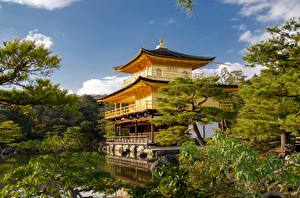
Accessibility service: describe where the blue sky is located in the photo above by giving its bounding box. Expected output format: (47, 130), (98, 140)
(0, 0), (299, 95)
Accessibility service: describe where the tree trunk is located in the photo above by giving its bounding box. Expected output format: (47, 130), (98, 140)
(280, 130), (287, 149)
(220, 119), (226, 132)
(192, 123), (206, 145)
(67, 189), (77, 198)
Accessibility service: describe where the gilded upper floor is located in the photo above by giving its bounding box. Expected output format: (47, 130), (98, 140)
(114, 40), (215, 86)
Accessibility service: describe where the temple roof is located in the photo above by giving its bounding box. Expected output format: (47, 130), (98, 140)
(143, 48), (215, 61)
(97, 76), (168, 102)
(113, 47), (215, 72)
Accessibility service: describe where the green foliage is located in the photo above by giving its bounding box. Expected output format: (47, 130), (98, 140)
(0, 152), (122, 197)
(63, 127), (85, 149)
(156, 126), (190, 146)
(153, 77), (234, 145)
(177, 0), (193, 12)
(0, 39), (60, 85)
(0, 121), (23, 147)
(138, 133), (300, 197)
(219, 67), (246, 85)
(100, 120), (116, 138)
(0, 79), (76, 106)
(0, 93), (105, 150)
(0, 39), (60, 105)
(235, 18), (300, 138)
(0, 39), (105, 150)
(16, 140), (43, 151)
(16, 127), (86, 152)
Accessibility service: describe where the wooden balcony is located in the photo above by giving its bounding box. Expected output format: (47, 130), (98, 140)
(105, 101), (155, 119)
(123, 69), (203, 86)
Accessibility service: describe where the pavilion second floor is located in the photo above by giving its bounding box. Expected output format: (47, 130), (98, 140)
(98, 76), (168, 119)
(104, 96), (156, 119)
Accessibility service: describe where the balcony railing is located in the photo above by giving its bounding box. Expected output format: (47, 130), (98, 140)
(107, 134), (149, 145)
(123, 69), (203, 86)
(106, 132), (159, 145)
(105, 101), (154, 119)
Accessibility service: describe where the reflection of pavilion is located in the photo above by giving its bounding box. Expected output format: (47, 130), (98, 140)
(105, 155), (152, 186)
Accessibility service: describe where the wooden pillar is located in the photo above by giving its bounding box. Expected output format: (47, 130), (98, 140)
(135, 121), (138, 135)
(150, 114), (154, 143)
(151, 124), (154, 143)
(119, 124), (122, 136)
(115, 124), (118, 136)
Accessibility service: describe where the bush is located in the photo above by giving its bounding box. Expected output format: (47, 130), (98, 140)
(134, 133), (300, 197)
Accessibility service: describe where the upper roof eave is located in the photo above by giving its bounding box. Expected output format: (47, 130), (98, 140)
(113, 48), (216, 72)
(97, 76), (168, 102)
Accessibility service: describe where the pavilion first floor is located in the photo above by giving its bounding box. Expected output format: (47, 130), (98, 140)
(106, 109), (161, 146)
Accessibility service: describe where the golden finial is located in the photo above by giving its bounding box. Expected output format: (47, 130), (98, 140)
(159, 38), (166, 48)
(156, 38), (166, 49)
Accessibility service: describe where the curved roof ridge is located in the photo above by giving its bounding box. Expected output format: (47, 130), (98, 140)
(142, 48), (215, 61)
(114, 47), (215, 71)
(97, 76), (169, 101)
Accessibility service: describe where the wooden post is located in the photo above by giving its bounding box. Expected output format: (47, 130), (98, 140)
(135, 121), (138, 135)
(151, 123), (154, 143)
(119, 124), (122, 136)
(115, 124), (118, 136)
(114, 103), (117, 115)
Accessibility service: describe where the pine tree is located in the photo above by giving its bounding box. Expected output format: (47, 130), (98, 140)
(153, 77), (234, 145)
(0, 121), (23, 147)
(0, 39), (61, 105)
(234, 18), (300, 148)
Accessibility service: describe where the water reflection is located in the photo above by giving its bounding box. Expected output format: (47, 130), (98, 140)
(0, 152), (152, 196)
(105, 155), (152, 187)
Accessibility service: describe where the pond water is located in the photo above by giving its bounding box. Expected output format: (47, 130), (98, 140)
(0, 152), (153, 192)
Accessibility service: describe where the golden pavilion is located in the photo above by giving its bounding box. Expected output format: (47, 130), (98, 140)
(98, 40), (219, 150)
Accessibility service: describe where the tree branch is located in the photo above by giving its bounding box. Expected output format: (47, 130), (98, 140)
(197, 96), (208, 106)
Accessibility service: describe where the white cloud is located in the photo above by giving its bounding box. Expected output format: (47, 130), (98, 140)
(25, 29), (53, 49)
(194, 62), (264, 79)
(223, 0), (300, 22)
(238, 29), (270, 44)
(224, 0), (300, 46)
(232, 24), (247, 31)
(0, 0), (81, 10)
(77, 76), (128, 96)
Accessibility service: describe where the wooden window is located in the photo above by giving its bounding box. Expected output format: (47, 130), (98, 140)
(155, 68), (162, 77)
(182, 71), (188, 78)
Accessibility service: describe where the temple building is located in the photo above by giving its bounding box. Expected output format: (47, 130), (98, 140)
(98, 40), (232, 158)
